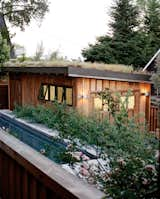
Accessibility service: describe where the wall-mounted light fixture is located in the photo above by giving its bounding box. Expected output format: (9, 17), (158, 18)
(77, 94), (89, 99)
(141, 92), (150, 96)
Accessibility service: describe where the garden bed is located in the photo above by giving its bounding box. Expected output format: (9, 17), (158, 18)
(2, 102), (159, 198)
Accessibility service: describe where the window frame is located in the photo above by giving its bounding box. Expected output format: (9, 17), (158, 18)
(38, 83), (73, 106)
(120, 95), (135, 110)
(91, 90), (136, 112)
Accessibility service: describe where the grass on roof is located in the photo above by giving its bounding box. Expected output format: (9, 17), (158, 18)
(5, 59), (139, 73)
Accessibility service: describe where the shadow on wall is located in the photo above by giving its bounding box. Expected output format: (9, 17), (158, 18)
(0, 85), (8, 109)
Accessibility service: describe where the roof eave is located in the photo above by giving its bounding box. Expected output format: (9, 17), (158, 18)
(68, 67), (151, 83)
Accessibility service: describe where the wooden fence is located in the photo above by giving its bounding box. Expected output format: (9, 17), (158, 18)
(0, 130), (104, 199)
(150, 105), (160, 138)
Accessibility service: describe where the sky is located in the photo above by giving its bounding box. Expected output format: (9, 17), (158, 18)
(12, 0), (113, 59)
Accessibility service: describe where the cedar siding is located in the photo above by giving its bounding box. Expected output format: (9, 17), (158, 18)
(7, 66), (151, 122)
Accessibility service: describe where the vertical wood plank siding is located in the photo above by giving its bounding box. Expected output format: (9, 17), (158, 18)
(9, 73), (151, 122)
(150, 106), (159, 138)
(9, 73), (76, 109)
(76, 78), (151, 121)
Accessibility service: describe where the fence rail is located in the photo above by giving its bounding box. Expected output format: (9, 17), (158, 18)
(150, 105), (159, 138)
(0, 130), (104, 199)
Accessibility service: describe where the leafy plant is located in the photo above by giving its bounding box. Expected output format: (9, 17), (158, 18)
(0, 33), (10, 67)
(13, 95), (159, 198)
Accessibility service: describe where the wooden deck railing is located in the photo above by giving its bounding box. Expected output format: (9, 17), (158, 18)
(0, 130), (104, 199)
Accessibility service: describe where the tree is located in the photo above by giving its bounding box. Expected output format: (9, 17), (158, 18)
(0, 0), (49, 58)
(151, 55), (160, 129)
(144, 0), (160, 55)
(82, 0), (160, 68)
(136, 0), (160, 59)
(34, 41), (44, 61)
(82, 36), (116, 63)
(0, 32), (10, 67)
(82, 0), (142, 68)
(110, 0), (139, 39)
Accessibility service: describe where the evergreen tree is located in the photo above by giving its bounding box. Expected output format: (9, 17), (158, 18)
(144, 0), (160, 57)
(82, 0), (142, 68)
(151, 54), (160, 93)
(82, 0), (160, 68)
(111, 0), (139, 39)
(82, 36), (116, 63)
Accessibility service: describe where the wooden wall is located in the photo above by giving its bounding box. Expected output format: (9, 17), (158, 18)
(9, 73), (151, 122)
(0, 84), (8, 109)
(9, 73), (77, 109)
(75, 78), (151, 121)
(0, 77), (8, 109)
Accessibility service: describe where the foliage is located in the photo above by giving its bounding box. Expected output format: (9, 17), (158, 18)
(104, 157), (159, 199)
(0, 0), (49, 57)
(82, 0), (160, 68)
(96, 89), (159, 198)
(110, 0), (139, 38)
(13, 102), (108, 146)
(34, 41), (44, 61)
(46, 49), (65, 61)
(5, 59), (135, 73)
(13, 95), (159, 198)
(0, 33), (10, 67)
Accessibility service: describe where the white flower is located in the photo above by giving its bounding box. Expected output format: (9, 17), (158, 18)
(145, 164), (155, 172)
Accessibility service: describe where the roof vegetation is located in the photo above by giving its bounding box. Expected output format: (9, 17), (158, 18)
(4, 60), (146, 74)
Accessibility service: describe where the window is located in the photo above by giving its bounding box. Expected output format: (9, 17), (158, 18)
(38, 84), (73, 106)
(57, 87), (64, 103)
(94, 97), (103, 110)
(50, 85), (55, 101)
(94, 97), (108, 111)
(66, 88), (73, 106)
(43, 85), (49, 100)
(38, 84), (49, 100)
(120, 96), (135, 109)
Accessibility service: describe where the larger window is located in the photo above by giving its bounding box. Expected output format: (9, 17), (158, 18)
(38, 84), (73, 106)
(93, 94), (135, 111)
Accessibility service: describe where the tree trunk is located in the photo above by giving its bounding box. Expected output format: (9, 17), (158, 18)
(0, 14), (15, 58)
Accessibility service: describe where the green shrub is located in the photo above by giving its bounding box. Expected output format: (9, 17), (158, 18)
(14, 103), (108, 146)
(13, 98), (159, 198)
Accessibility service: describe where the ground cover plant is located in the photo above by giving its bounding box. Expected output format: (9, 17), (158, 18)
(13, 93), (159, 198)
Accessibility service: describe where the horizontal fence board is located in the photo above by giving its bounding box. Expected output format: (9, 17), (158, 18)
(0, 130), (104, 199)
